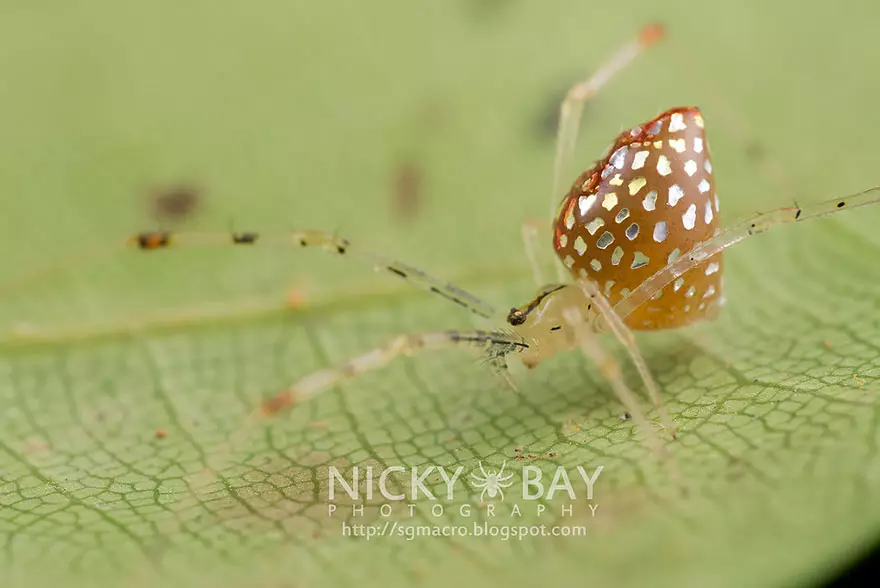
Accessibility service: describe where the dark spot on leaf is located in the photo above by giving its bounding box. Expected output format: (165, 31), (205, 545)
(149, 183), (202, 224)
(392, 161), (424, 221)
(464, 0), (513, 22)
(744, 140), (765, 161)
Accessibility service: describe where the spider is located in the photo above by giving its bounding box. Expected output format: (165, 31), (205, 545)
(6, 24), (879, 454)
(470, 461), (514, 502)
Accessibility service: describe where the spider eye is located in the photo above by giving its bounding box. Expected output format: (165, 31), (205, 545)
(507, 307), (526, 326)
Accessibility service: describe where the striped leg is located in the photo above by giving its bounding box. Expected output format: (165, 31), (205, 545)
(259, 329), (528, 416)
(614, 186), (880, 321)
(2, 229), (499, 320)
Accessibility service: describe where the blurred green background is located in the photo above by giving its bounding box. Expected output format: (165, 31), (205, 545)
(1, 1), (880, 587)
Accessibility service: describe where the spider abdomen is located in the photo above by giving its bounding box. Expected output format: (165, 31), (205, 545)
(553, 106), (724, 330)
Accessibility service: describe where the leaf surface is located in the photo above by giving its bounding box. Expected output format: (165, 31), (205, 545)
(2, 1), (880, 587)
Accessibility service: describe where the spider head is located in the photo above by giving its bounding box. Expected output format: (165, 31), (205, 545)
(507, 283), (600, 368)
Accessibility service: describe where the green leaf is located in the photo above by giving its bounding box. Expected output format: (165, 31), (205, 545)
(2, 2), (880, 587)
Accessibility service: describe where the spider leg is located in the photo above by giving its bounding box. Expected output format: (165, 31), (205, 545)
(501, 369), (520, 392)
(575, 279), (677, 439)
(521, 219), (548, 286)
(561, 305), (669, 460)
(550, 24), (665, 233)
(614, 186), (880, 321)
(2, 229), (499, 321)
(479, 462), (490, 479)
(530, 26), (663, 287)
(167, 230), (500, 318)
(259, 330), (528, 416)
(664, 43), (796, 196)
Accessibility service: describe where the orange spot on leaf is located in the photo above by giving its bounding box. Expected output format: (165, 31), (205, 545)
(640, 22), (666, 46)
(261, 391), (294, 416)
